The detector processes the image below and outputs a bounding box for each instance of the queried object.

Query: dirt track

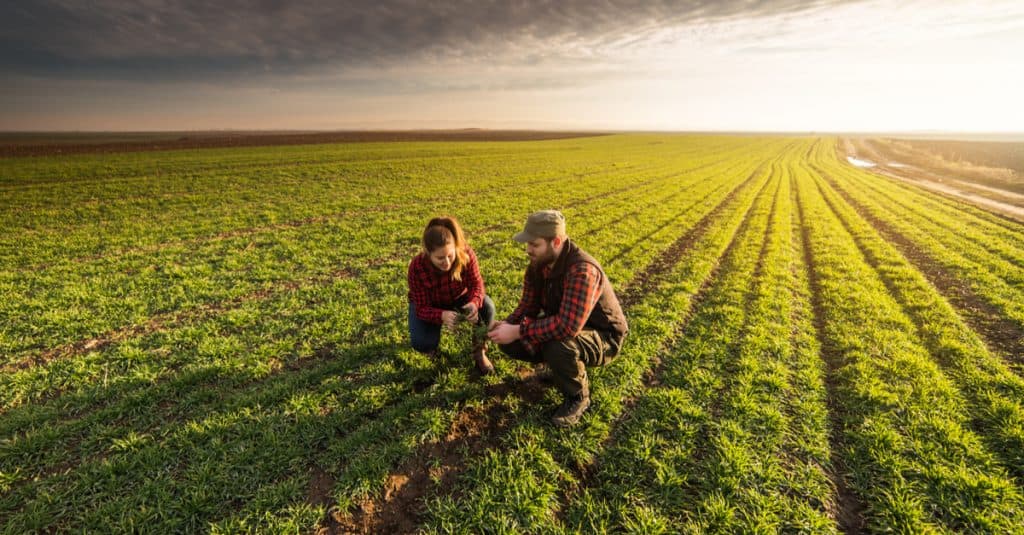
[0,130,608,158]
[843,138,1024,223]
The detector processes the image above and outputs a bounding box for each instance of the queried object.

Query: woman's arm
[408,256,444,324]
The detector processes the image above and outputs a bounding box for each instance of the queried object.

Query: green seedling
[5,136,1023,533]
[455,306,492,339]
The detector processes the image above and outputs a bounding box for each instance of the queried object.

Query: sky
[1,0,1023,132]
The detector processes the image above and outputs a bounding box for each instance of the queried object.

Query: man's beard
[529,248,555,268]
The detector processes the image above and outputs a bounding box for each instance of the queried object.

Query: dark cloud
[0,0,860,81]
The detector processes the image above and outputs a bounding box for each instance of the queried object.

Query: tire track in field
[831,147,1024,272]
[815,167,1024,366]
[318,160,776,534]
[841,140,1024,238]
[793,168,866,534]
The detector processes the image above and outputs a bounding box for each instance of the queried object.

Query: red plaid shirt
[408,246,485,324]
[506,260,602,353]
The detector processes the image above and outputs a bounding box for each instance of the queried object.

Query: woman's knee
[408,303,440,353]
[409,326,440,353]
[411,340,439,354]
[480,295,496,325]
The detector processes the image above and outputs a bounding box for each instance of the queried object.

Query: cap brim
[513,230,536,243]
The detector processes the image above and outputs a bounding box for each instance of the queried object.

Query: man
[488,210,628,427]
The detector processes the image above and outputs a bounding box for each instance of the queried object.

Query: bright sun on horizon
[1,0,1022,133]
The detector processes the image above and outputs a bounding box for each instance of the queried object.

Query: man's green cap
[514,210,566,243]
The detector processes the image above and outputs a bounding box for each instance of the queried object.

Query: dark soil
[320,370,549,534]
[0,130,607,158]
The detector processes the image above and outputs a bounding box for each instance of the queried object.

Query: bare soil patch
[0,130,607,158]
[321,371,549,534]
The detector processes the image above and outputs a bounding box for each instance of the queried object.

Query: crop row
[529,147,836,533]
[808,152,1024,478]
[814,143,1024,341]
[792,156,1024,531]
[1,135,751,268]
[1,137,772,361]
[419,145,799,532]
[0,138,794,532]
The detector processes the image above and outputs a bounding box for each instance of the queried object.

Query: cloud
[0,0,863,82]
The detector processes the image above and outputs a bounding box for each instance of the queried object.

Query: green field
[2,134,1023,533]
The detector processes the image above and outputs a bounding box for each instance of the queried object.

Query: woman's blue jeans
[408,295,496,354]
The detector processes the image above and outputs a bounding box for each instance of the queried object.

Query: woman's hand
[462,303,479,323]
[441,310,459,331]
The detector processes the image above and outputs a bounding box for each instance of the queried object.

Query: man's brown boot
[471,339,494,375]
[551,391,590,427]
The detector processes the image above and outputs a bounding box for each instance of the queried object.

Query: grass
[2,134,1023,533]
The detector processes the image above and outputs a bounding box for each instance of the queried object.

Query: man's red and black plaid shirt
[506,260,602,354]
[407,246,485,324]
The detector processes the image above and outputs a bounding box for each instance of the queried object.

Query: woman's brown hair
[422,216,470,281]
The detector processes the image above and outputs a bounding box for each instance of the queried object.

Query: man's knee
[541,331,615,368]
[540,338,580,364]
[499,340,542,363]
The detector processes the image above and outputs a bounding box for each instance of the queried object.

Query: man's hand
[462,303,479,324]
[487,321,521,344]
[441,310,459,331]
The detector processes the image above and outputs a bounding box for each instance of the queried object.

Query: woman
[407,216,495,374]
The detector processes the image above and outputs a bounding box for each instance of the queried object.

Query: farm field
[2,134,1024,533]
